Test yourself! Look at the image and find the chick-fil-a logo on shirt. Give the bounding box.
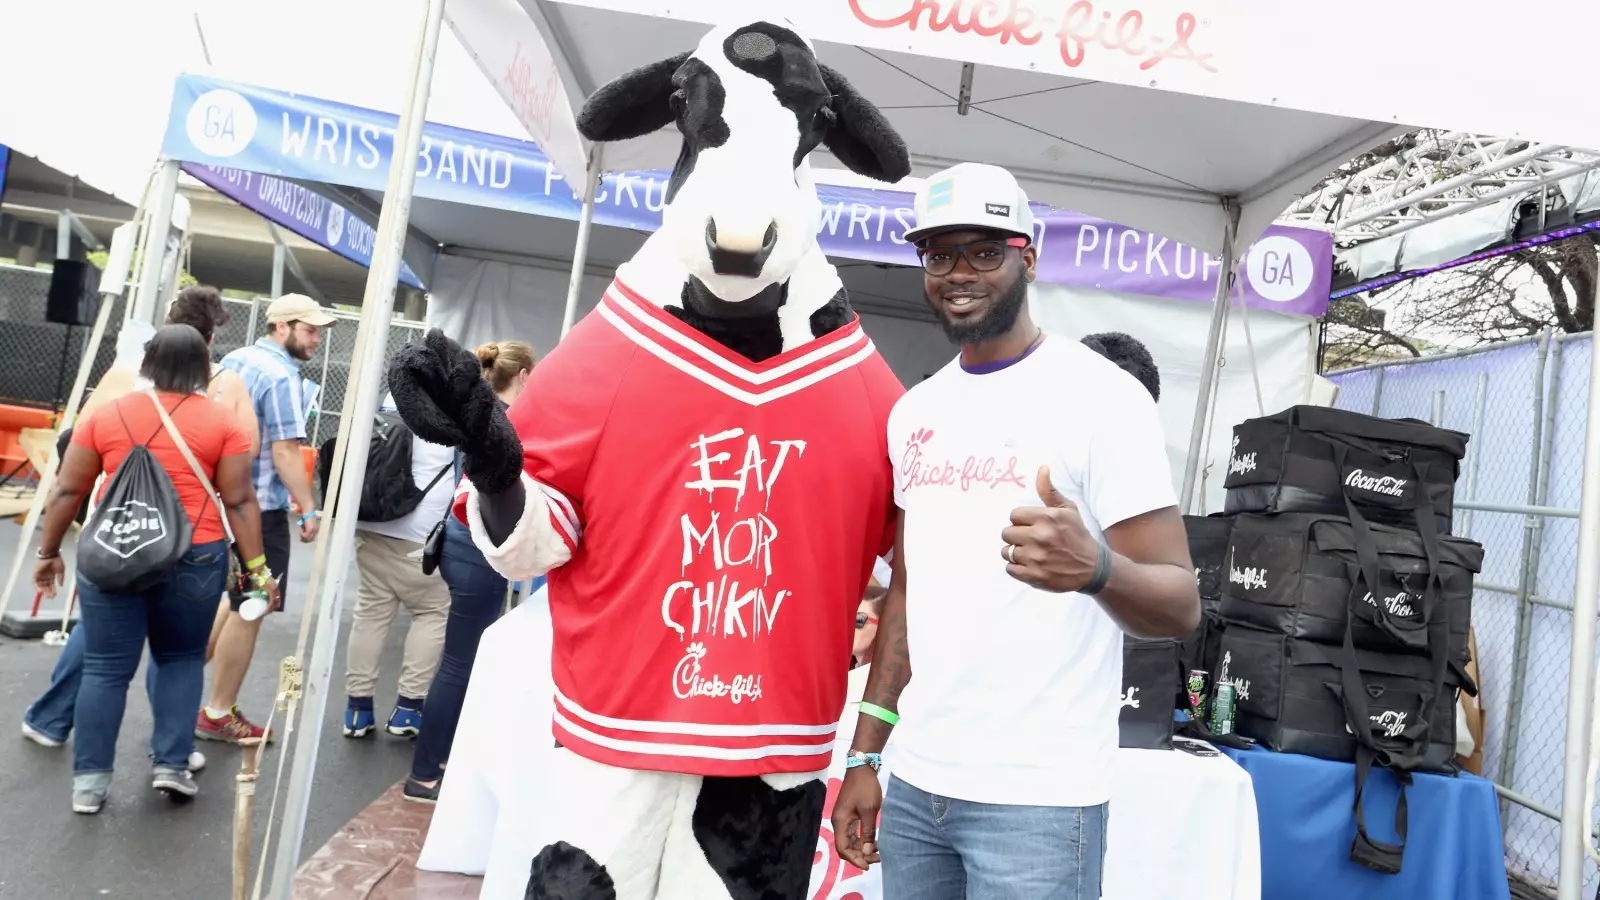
[846,0,1219,74]
[899,428,1028,493]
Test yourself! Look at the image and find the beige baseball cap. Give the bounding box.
[265,293,337,327]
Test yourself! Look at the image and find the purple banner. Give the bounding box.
[180,162,425,290]
[162,75,1326,314]
[809,181,1331,317]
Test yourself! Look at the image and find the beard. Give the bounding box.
[285,333,315,361]
[930,271,1029,346]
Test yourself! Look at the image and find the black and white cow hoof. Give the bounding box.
[526,841,618,900]
[692,775,827,900]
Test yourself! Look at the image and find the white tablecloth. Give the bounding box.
[419,595,1259,900]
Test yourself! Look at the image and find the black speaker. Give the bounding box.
[47,259,102,326]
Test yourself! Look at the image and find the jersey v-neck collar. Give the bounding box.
[597,278,879,407]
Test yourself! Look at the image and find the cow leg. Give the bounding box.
[524,749,685,900]
[656,770,827,900]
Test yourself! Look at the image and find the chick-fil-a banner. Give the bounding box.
[162,73,1328,315]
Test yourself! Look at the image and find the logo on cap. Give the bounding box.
[928,180,955,211]
[985,203,1011,217]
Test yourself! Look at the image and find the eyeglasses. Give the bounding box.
[856,611,879,629]
[916,236,1029,276]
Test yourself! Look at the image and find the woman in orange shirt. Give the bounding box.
[32,324,278,815]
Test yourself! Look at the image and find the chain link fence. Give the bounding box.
[1328,331,1594,897]
[0,261,427,447]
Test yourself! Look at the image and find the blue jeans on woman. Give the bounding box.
[73,541,228,789]
[24,623,159,744]
[410,518,515,783]
[879,774,1110,900]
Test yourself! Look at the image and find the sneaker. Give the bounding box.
[386,706,423,738]
[402,776,439,805]
[344,706,376,739]
[153,768,198,800]
[21,721,64,748]
[72,788,107,815]
[195,706,271,744]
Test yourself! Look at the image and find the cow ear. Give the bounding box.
[578,52,691,142]
[818,63,912,184]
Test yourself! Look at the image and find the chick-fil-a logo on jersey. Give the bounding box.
[899,428,1028,494]
[846,0,1219,74]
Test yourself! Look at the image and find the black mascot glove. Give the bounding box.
[388,328,524,494]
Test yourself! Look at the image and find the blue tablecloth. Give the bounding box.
[1222,746,1509,900]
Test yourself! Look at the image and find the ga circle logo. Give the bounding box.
[185,89,258,158]
[1244,235,1314,303]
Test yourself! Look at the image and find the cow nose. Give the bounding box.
[705,218,778,278]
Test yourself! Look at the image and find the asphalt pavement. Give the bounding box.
[0,520,424,899]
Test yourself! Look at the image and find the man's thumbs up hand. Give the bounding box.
[1036,465,1070,509]
[1002,466,1100,593]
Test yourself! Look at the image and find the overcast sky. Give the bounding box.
[2,0,531,204]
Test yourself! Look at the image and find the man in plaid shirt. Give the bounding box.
[198,293,335,744]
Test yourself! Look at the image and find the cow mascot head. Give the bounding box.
[577,17,911,360]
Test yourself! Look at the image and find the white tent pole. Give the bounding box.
[1558,303,1600,898]
[559,145,604,339]
[131,159,181,327]
[264,0,446,893]
[1179,201,1240,515]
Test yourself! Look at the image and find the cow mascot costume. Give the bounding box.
[390,15,911,900]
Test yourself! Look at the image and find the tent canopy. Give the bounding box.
[516,0,1403,256]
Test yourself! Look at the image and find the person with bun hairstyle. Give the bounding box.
[399,339,534,804]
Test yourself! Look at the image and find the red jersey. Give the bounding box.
[463,279,902,777]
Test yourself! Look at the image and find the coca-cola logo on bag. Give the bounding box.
[1344,468,1408,499]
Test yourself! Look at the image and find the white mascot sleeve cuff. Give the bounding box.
[463,472,575,582]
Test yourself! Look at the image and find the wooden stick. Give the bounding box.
[233,737,263,900]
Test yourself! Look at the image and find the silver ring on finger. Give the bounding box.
[1005,543,1017,565]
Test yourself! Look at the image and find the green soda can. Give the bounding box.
[1187,670,1209,721]
[1210,682,1237,735]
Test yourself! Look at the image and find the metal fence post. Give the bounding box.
[1371,365,1386,416]
[1461,372,1489,538]
[1498,329,1554,818]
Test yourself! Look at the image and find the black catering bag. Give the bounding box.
[1218,513,1481,660]
[1223,406,1468,532]
[1118,635,1182,750]
[1216,624,1470,773]
[1182,514,1235,675]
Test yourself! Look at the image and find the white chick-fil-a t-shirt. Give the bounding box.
[885,335,1177,808]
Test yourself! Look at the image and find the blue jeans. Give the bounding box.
[879,775,1110,900]
[73,541,228,780]
[410,518,513,782]
[23,623,158,744]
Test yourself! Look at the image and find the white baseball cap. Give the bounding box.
[905,162,1035,246]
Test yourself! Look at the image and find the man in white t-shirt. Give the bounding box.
[832,163,1201,900]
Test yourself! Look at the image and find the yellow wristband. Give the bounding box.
[244,555,267,571]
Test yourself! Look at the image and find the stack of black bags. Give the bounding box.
[1184,405,1485,873]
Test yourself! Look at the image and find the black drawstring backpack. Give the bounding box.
[77,394,205,593]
